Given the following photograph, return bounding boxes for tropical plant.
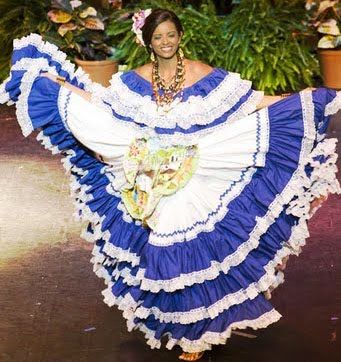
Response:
[305,0,341,48]
[44,0,116,60]
[222,0,320,94]
[106,0,226,69]
[0,0,50,81]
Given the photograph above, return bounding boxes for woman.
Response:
[1,8,340,362]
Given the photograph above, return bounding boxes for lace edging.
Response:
[163,309,282,352]
[91,91,338,294]
[148,108,269,246]
[35,131,142,267]
[105,289,282,353]
[325,91,341,116]
[106,71,263,131]
[92,216,308,325]
[287,137,341,218]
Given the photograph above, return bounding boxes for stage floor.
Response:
[0,104,340,362]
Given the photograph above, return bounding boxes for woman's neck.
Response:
[157,54,178,80]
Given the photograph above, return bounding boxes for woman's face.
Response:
[150,20,182,59]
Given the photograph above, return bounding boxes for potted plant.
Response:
[45,0,120,86]
[306,0,341,88]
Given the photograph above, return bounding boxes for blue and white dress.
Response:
[1,34,340,353]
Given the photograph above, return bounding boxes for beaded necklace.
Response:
[151,49,185,111]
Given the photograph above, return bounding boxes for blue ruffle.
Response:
[107,69,259,136]
[134,294,276,342]
[95,91,336,286]
[1,34,339,352]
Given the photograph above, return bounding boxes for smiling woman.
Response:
[0,7,340,362]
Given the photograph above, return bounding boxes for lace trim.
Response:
[91,91,334,293]
[0,72,12,104]
[105,71,263,130]
[14,58,58,136]
[35,132,142,267]
[148,108,269,246]
[13,33,75,76]
[13,34,93,91]
[287,138,341,218]
[114,297,281,353]
[93,216,308,325]
[57,87,71,132]
[325,91,341,116]
[163,309,282,352]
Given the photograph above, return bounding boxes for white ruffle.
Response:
[13,33,93,89]
[148,109,270,246]
[105,70,264,131]
[10,58,57,136]
[163,309,282,353]
[287,138,340,218]
[325,91,341,116]
[12,34,93,89]
[93,217,308,325]
[91,90,339,294]
[57,87,72,132]
[35,131,142,269]
[14,33,73,74]
[0,72,12,104]
[127,306,281,353]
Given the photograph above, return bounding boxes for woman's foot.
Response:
[178,351,204,361]
[275,255,289,272]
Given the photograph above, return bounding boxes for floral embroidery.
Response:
[122,137,199,228]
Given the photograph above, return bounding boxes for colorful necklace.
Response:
[151,49,185,111]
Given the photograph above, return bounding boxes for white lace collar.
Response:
[94,70,264,132]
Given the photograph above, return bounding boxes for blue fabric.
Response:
[101,68,258,135]
[6,42,337,283]
[1,37,338,347]
[134,294,275,341]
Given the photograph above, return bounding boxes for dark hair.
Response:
[141,8,183,51]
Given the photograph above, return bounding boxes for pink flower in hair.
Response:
[132,9,152,46]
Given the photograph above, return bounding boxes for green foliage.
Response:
[106,0,226,69]
[0,0,50,81]
[221,0,320,94]
[45,0,115,61]
[305,0,341,49]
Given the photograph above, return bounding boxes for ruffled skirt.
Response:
[1,34,340,352]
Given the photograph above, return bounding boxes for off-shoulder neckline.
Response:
[131,68,219,91]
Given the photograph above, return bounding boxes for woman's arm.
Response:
[256,95,282,109]
[40,72,91,102]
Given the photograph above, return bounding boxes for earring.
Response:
[150,50,156,62]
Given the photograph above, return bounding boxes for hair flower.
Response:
[132,9,152,46]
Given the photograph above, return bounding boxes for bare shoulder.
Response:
[134,63,152,81]
[184,59,214,85]
[186,60,213,76]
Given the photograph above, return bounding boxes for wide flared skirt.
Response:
[1,34,340,352]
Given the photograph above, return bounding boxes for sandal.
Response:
[178,351,205,361]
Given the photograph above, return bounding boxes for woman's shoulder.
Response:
[184,60,214,87]
[185,60,213,75]
[134,63,153,82]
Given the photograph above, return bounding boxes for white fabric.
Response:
[104,71,264,131]
[62,89,270,245]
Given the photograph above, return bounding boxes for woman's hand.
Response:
[40,72,91,102]
[256,95,281,109]
[40,72,58,82]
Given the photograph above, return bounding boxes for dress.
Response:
[1,34,341,353]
